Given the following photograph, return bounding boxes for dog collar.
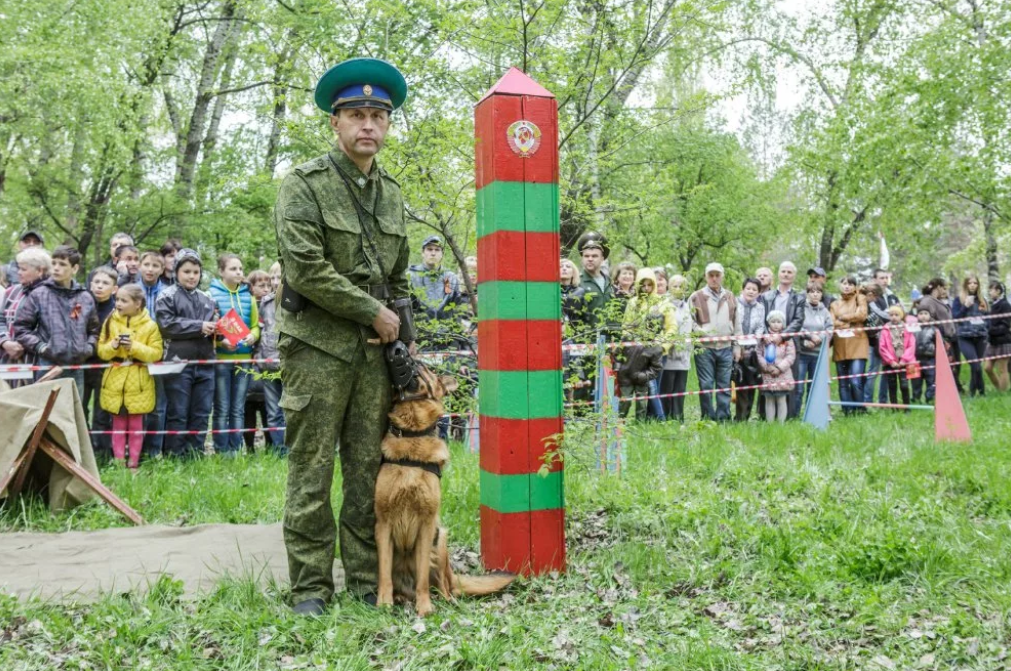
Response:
[387,421,440,439]
[381,456,442,479]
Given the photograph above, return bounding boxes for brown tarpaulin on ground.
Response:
[0,523,316,601]
[0,378,100,511]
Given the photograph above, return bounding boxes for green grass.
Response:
[4,395,1011,669]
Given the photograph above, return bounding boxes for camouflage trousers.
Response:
[279,334,391,603]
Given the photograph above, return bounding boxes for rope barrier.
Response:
[562,352,1011,408]
[2,310,1003,375]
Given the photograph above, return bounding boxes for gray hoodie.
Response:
[798,300,834,355]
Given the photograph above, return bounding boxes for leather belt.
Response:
[357,284,389,300]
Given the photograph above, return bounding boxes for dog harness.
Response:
[384,420,443,478]
[381,455,442,479]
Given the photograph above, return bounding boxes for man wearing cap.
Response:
[5,231,44,287]
[576,231,615,330]
[689,262,740,421]
[408,234,462,335]
[806,266,834,308]
[273,58,412,616]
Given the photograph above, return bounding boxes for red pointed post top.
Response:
[478,67,555,104]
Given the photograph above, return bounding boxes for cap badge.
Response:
[363,84,373,96]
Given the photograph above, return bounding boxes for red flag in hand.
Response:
[217,308,251,347]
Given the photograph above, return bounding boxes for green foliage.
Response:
[4,398,1011,668]
[1,0,1008,284]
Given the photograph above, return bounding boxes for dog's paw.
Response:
[377,591,394,607]
[416,599,435,617]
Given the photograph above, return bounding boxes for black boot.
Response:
[292,597,327,616]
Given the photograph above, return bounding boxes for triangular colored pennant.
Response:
[934,331,971,442]
[803,338,831,431]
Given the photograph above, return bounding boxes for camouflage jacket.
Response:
[274,149,410,362]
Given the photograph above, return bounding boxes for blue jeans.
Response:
[863,347,881,404]
[958,335,986,396]
[214,362,251,453]
[911,356,936,402]
[144,375,167,457]
[695,347,733,421]
[262,376,286,454]
[164,364,214,458]
[646,378,666,421]
[794,352,820,417]
[836,359,866,415]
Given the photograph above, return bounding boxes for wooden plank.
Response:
[38,437,144,526]
[10,388,60,499]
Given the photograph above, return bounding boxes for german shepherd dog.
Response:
[374,365,515,616]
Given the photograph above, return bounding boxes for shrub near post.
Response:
[475,68,565,575]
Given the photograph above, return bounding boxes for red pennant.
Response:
[934,331,971,443]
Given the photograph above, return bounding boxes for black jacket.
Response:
[760,287,805,336]
[155,284,218,361]
[988,297,1011,346]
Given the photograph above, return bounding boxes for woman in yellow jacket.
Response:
[97,284,163,468]
[829,276,869,415]
[620,267,679,420]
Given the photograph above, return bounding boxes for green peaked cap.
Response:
[314,58,408,113]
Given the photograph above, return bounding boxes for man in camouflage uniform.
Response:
[274,58,411,616]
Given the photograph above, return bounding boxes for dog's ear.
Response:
[440,375,459,394]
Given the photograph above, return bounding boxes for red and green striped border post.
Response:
[475,68,565,575]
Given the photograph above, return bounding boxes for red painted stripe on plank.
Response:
[477,231,560,283]
[474,95,559,190]
[530,508,566,573]
[520,96,559,186]
[477,319,562,372]
[479,416,564,475]
[480,506,565,575]
[480,505,529,574]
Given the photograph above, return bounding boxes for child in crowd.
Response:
[115,245,141,285]
[760,310,796,423]
[268,261,282,295]
[84,266,119,457]
[97,284,163,469]
[984,281,1010,392]
[796,282,833,417]
[139,252,166,308]
[209,253,259,456]
[160,240,181,286]
[155,248,217,459]
[257,265,285,454]
[14,246,99,399]
[139,251,167,458]
[878,305,915,408]
[911,308,937,403]
[242,269,271,452]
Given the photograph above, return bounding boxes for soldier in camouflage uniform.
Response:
[274,58,412,616]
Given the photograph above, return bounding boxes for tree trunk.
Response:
[264,37,296,176]
[174,0,237,206]
[983,211,999,283]
[197,18,243,204]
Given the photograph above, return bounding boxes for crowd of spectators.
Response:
[559,232,1011,424]
[2,226,1010,468]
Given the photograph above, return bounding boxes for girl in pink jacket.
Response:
[878,305,916,408]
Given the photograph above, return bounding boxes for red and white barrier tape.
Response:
[563,351,1011,407]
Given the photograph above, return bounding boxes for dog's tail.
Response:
[453,572,517,596]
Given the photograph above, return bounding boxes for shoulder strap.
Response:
[327,154,392,300]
